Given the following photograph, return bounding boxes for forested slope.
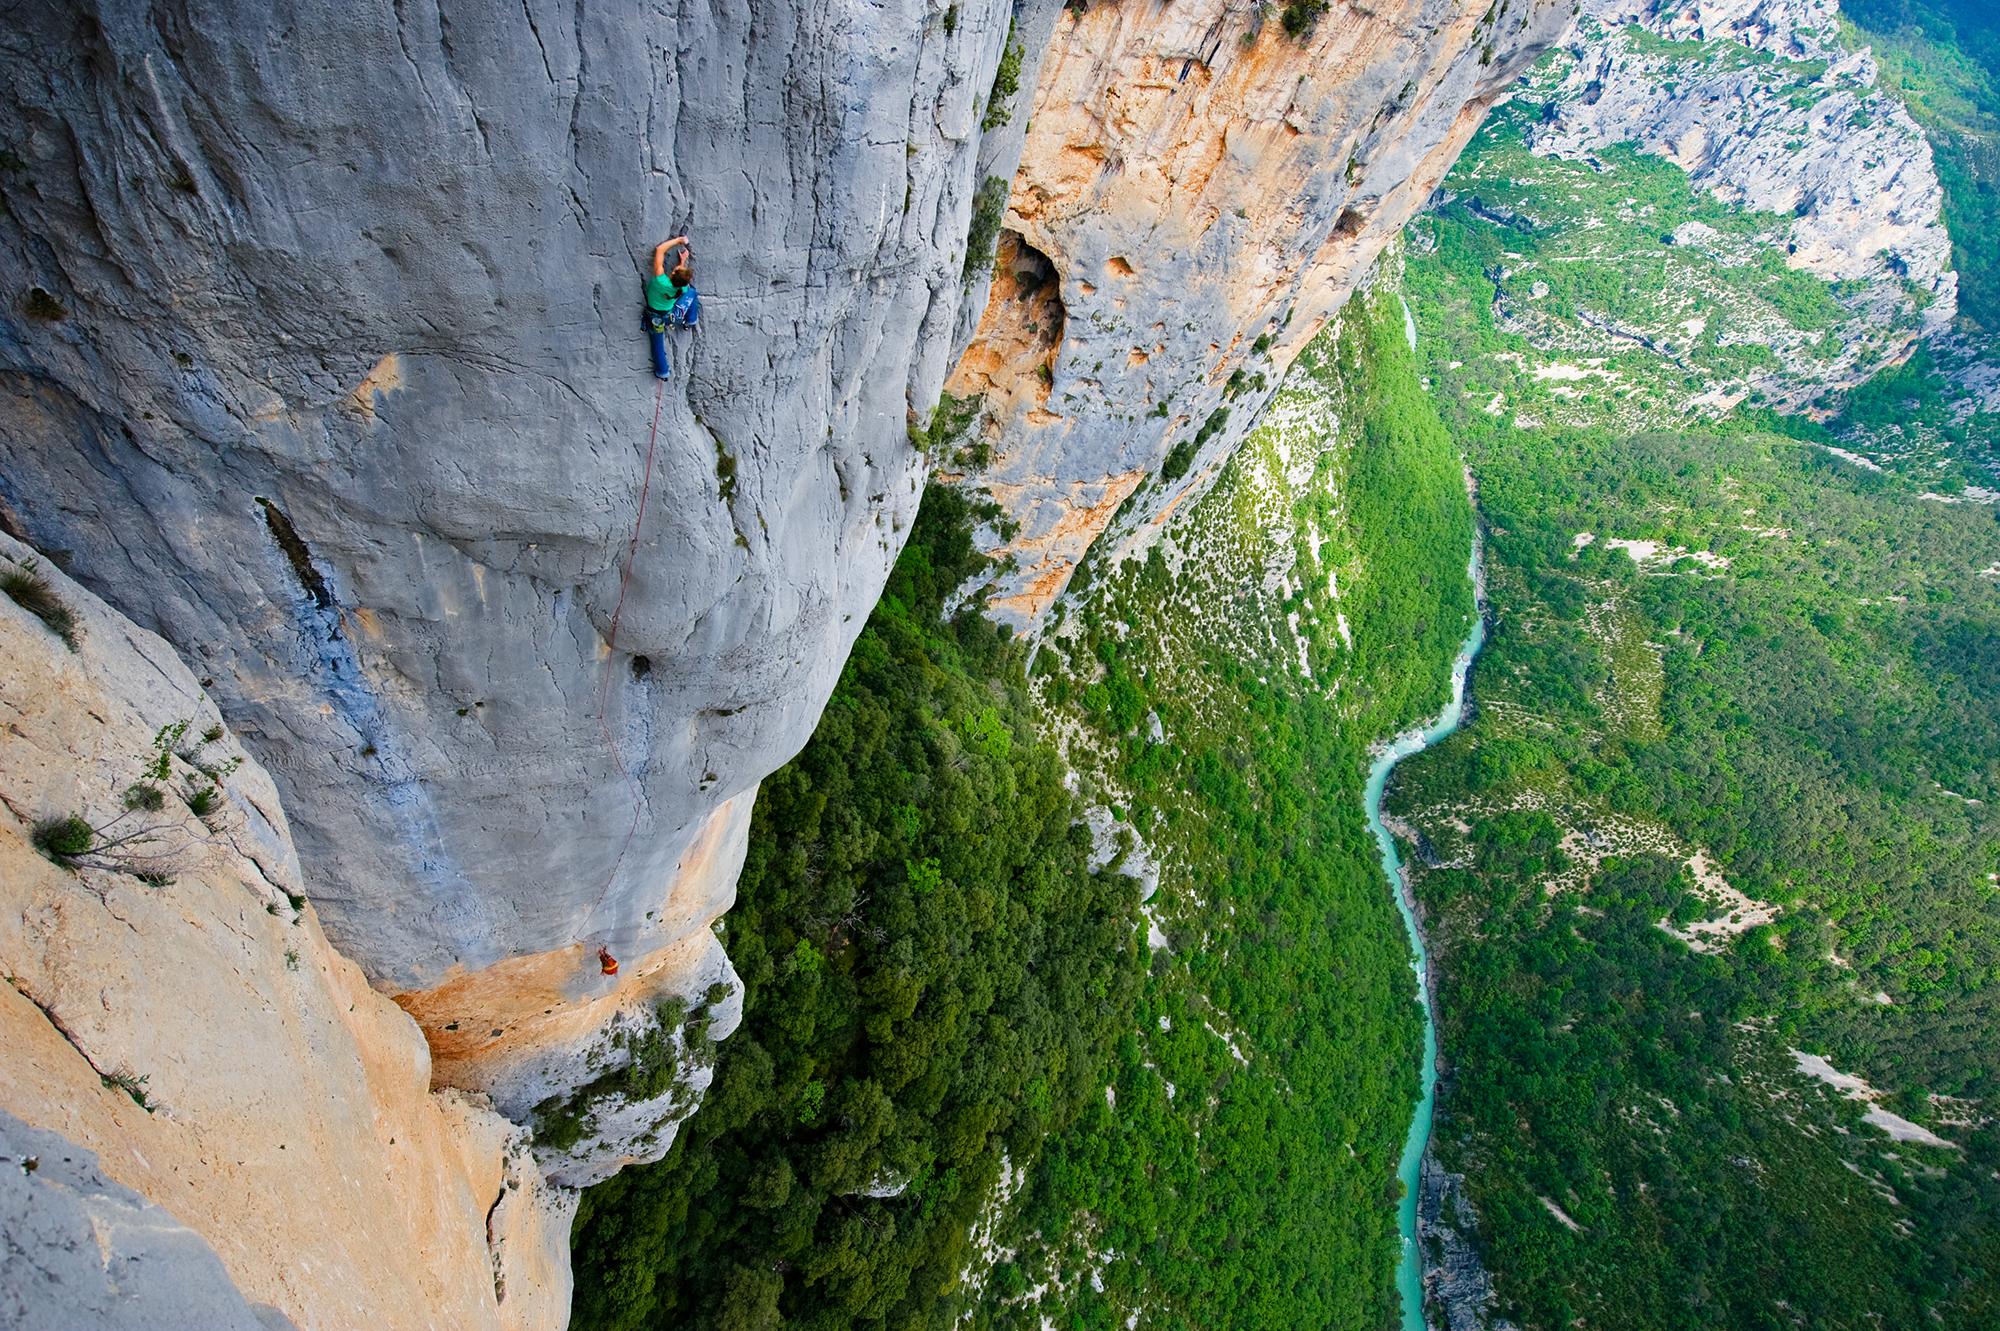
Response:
[569,487,1145,1329]
[571,293,1479,1329]
[1389,11,2000,1323]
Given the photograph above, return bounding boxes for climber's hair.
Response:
[671,263,694,288]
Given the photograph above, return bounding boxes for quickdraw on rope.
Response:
[581,374,668,971]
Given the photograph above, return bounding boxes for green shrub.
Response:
[1281,0,1327,37]
[981,25,1023,131]
[910,391,979,452]
[1194,405,1231,445]
[3,560,80,651]
[32,815,94,864]
[963,175,1010,284]
[100,1070,154,1112]
[1161,438,1198,481]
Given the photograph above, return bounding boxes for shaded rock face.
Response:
[947,0,1574,626]
[0,1109,297,1331]
[1524,0,1955,405]
[0,533,568,1329]
[1418,1149,1516,1331]
[0,0,1038,1163]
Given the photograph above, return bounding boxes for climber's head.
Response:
[671,263,694,289]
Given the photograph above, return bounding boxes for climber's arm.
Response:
[655,235,690,276]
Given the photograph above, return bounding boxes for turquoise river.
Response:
[1367,534,1486,1331]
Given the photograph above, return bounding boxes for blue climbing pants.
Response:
[643,307,671,379]
[642,289,697,380]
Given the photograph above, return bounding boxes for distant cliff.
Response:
[1519,0,1955,410]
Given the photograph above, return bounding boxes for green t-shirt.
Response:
[645,273,685,312]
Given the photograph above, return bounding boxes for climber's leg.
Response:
[649,326,670,379]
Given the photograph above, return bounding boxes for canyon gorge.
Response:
[6,0,1996,1327]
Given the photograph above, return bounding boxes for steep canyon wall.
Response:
[951,0,1572,625]
[0,0,1577,1323]
[0,0,1047,1188]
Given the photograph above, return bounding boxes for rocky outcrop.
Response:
[947,0,1574,626]
[1419,1149,1516,1331]
[1519,0,1955,404]
[0,0,1039,1176]
[0,533,566,1329]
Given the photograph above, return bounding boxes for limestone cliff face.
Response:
[947,0,1574,626]
[0,0,1039,1182]
[0,533,567,1330]
[0,0,1579,1246]
[1519,0,1955,407]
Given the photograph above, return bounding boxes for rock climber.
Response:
[598,946,619,976]
[642,234,700,379]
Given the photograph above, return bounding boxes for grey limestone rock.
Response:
[1529,0,1956,353]
[0,0,1025,1004]
[0,1109,298,1331]
[1418,1147,1517,1331]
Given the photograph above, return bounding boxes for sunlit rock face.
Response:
[0,533,569,1330]
[947,0,1574,627]
[0,0,1050,1167]
[1523,0,1956,406]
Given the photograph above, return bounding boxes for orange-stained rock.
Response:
[391,789,750,1187]
[950,0,1573,626]
[0,534,569,1331]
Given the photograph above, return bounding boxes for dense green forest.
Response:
[571,295,1478,1329]
[1388,12,2000,1326]
[570,487,1146,1329]
[999,296,1473,1328]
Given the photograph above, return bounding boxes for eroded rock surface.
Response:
[0,0,1037,1170]
[0,533,567,1329]
[947,0,1574,626]
[1522,0,1955,404]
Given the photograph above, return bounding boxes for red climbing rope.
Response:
[605,376,667,658]
[583,375,667,951]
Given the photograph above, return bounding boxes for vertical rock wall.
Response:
[0,533,567,1330]
[0,0,1041,1177]
[1,0,1584,1215]
[947,0,1575,627]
